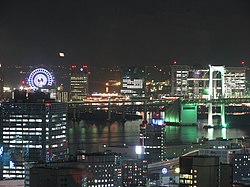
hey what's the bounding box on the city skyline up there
[0,0,249,68]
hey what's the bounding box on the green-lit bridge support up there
[164,99,197,125]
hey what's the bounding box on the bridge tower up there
[208,65,226,127]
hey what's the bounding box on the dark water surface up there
[68,116,250,154]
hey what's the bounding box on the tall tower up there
[207,65,226,127]
[70,65,89,101]
[0,91,68,179]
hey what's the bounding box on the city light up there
[59,52,65,57]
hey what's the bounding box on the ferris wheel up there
[27,68,54,90]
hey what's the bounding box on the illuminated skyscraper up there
[121,66,146,98]
[70,65,89,101]
[143,124,164,163]
[0,91,67,179]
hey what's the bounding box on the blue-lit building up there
[0,91,67,179]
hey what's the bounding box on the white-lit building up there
[171,65,247,99]
[70,65,89,101]
[121,66,146,98]
[171,65,190,97]
[0,91,67,180]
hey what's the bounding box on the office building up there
[121,66,146,98]
[70,65,89,101]
[29,152,122,187]
[122,159,148,186]
[233,153,250,185]
[0,91,67,179]
[171,65,190,97]
[198,148,243,164]
[171,65,247,99]
[143,124,164,163]
[179,156,220,187]
[225,67,246,97]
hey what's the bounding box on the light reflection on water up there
[68,117,250,154]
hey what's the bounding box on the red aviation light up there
[172,60,177,64]
[241,61,245,65]
[71,65,77,68]
[83,65,88,68]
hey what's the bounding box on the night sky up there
[0,0,250,67]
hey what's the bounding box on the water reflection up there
[68,120,139,154]
[68,118,250,154]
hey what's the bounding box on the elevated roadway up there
[148,149,199,173]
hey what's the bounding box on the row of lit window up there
[5,119,43,122]
[52,135,66,139]
[8,144,42,148]
[3,132,42,135]
[3,174,23,178]
[3,127,43,131]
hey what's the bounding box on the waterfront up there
[68,115,250,154]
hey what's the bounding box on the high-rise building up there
[121,66,146,98]
[171,65,190,97]
[142,124,164,163]
[171,65,247,99]
[179,156,220,187]
[29,152,122,187]
[70,65,89,101]
[0,91,67,179]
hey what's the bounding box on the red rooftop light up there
[71,65,77,68]
[83,65,88,68]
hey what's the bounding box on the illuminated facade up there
[0,92,67,179]
[121,66,146,98]
[171,65,247,99]
[122,159,148,186]
[70,65,89,101]
[171,65,190,97]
